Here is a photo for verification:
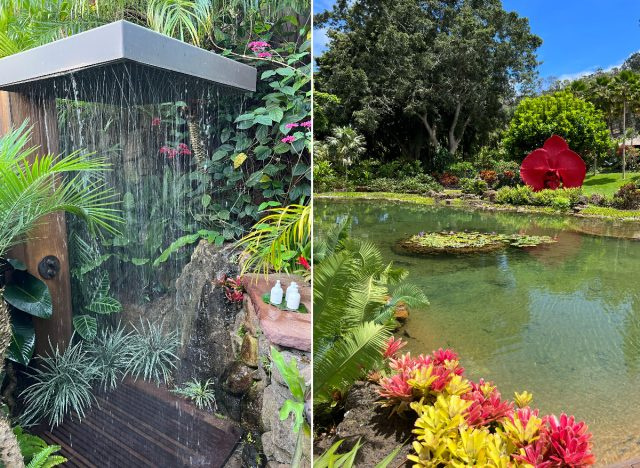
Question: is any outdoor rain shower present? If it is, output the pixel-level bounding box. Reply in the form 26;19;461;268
0;20;256;355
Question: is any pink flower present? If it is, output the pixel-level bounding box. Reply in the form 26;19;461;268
384;336;407;358
285;122;299;129
544;413;596;466
281;136;296;144
177;143;192;155
159;146;170;154
248;40;270;51
159;146;178;159
257;52;272;59
379;372;413;400
299;121;312;128
151;117;161;126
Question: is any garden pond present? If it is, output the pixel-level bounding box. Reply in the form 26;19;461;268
316;198;640;466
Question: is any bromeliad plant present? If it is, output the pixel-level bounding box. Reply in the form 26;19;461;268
377;342;596;467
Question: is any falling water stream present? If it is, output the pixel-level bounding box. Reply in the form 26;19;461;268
22;63;248;466
316;198;640;466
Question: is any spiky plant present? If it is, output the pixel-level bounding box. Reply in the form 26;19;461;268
172;378;216;411
125;319;180;386
85;323;131;392
313;236;428;406
236;204;311;276
20;340;100;428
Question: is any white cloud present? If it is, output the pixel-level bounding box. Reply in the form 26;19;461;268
556;59;626;82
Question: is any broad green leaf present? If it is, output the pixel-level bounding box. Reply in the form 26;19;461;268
86;296;122;315
7;310;35;366
153;233;201;266
233;153;248;169
4;271;52;318
73;315;97;341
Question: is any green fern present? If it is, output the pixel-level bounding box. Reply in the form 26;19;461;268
313;235;428;405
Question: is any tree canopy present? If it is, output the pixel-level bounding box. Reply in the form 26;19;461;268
503;91;613;163
315;0;541;168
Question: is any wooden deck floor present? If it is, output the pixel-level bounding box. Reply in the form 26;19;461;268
35;379;242;468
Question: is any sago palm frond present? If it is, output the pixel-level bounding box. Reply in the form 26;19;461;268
236;203;311;275
313;320;391;404
0;122;122;257
312;215;350;264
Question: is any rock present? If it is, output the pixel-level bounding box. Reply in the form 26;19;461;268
394;304;409;321
315;382;414;467
483;189;498;202
240;334;259;368
243;274;311;351
224;361;256;395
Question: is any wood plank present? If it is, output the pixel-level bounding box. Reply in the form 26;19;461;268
0;90;73;354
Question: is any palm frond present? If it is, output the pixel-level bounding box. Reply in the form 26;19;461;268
313;321;391;403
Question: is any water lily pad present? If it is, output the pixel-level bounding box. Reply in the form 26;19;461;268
396;231;556;255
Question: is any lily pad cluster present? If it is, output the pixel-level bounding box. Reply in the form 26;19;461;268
396;231;556;255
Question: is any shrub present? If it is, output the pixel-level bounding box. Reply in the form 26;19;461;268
448;161;474;178
172;379;217;411
314;160;341;192
438;172;459;187
478;170;498;187
367;175;441;193
495;186;534;205
493;160;520;174
21;340;100;427
460;178;488;195
612;183;640;209
378;343;596;467
503;91;613;162
589;193;607;206
376;160;424;178
86;324;131;392
496;186;581;209
497;169;519;188
125;319;180;386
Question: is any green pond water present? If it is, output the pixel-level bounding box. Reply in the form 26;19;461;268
315;198;640;466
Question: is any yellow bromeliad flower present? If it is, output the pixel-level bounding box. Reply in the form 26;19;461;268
444;374;472;396
514;391;533;408
407;365;438;394
502;408;542;447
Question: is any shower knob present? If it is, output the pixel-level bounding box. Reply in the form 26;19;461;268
38;256;61;279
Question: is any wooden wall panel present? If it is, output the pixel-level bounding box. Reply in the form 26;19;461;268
0;90;73;355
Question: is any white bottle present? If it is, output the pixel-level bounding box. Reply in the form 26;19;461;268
285;281;297;304
270;280;283;305
286;284;301;311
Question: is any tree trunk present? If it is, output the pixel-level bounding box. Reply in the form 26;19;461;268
420;113;439;149
623;100;627;180
0;292;25;468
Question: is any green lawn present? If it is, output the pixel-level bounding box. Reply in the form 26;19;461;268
582;172;640;197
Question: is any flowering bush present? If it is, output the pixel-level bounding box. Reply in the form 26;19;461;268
217;275;245;303
378;343;596;467
479;170;498;186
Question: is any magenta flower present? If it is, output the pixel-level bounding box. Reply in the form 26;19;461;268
285;122;299;129
299;121;312;128
159;146;178;159
257;52;272;59
383;336;407;358
281;136;296;144
151;117;161;126
248;40;270;51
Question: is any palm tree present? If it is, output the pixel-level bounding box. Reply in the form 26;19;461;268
613;70;640;179
325;126;366;183
0;121;120;468
313;228;428;407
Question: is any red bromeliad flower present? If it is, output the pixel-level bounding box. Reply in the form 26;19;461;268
151;117;161;126
463;379;513;427
379;371;414;400
544;413;596;466
520;135;586;191
297;256;311;271
383;336;407;358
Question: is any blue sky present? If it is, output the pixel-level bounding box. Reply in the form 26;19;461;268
313;0;640;81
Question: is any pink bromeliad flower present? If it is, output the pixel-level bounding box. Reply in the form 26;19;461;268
151;117;161;126
545;413;596;466
383;336;407;358
299;120;312;128
178;143;192;155
285;122;299;129
159;146;178;159
257;52;272;59
463;379;513;427
281;135;296;144
379;371;413;400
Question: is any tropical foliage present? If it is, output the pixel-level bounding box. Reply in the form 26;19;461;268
236;203;311;276
125;319;180;386
14;426;66;467
313;223;428;406
172;378;217;411
377;343;596;467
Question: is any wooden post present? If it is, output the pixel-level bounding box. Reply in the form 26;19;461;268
0;90;73;355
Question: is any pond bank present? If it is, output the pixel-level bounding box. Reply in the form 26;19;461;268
317;191;640;224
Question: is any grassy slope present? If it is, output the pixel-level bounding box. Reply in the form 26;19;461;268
582;172;640;197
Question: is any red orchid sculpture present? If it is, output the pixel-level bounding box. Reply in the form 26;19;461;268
520;135;586;191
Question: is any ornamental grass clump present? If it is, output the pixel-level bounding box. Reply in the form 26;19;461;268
377;341;596;467
125;319;179;386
